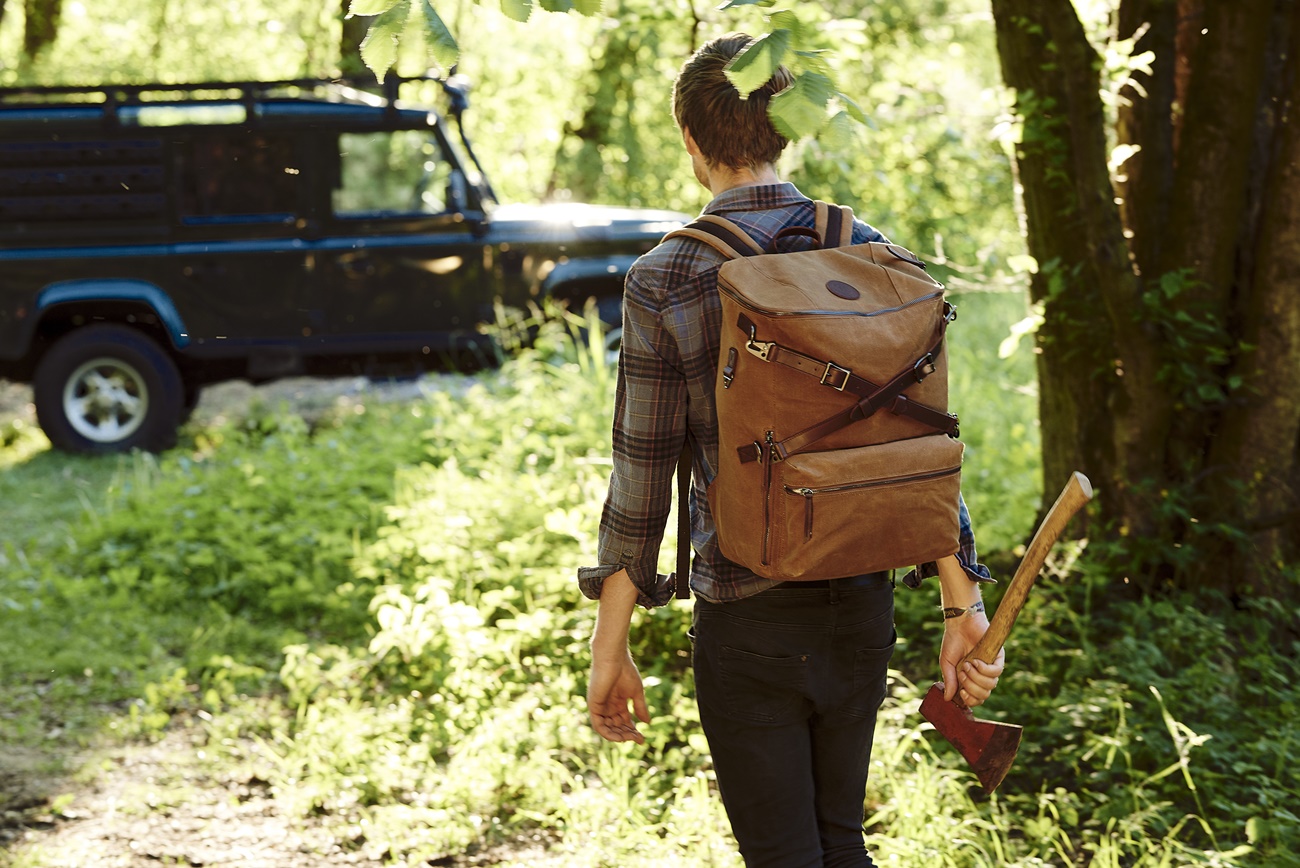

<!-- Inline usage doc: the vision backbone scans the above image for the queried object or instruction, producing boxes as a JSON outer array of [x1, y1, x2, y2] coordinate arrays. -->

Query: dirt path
[[0, 375, 443, 431], [3, 727, 389, 868]]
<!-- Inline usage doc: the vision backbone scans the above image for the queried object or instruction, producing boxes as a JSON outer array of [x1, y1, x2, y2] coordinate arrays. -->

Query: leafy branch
[[346, 0, 868, 141]]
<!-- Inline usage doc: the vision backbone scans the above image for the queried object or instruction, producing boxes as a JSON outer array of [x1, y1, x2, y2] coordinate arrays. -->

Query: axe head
[[919, 682, 1022, 792]]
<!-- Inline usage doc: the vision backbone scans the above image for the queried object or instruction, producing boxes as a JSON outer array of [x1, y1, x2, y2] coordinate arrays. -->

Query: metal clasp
[[746, 326, 775, 361], [820, 361, 851, 391], [913, 353, 936, 382]]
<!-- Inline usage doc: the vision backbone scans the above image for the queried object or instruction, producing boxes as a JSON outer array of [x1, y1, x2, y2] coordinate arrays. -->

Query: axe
[[919, 471, 1093, 792]]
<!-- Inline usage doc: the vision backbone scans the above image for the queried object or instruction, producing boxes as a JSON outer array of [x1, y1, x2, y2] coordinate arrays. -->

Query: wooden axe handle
[[964, 471, 1093, 666]]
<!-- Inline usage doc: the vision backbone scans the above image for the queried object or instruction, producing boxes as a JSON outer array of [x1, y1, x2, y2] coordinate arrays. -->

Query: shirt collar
[[702, 182, 809, 215]]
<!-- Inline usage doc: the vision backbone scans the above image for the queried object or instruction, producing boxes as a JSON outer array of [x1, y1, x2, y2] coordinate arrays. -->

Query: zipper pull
[[798, 487, 814, 539]]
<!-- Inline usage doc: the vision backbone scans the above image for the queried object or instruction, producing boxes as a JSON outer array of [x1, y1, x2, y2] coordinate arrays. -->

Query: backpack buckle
[[820, 362, 851, 391], [913, 353, 936, 382], [746, 327, 775, 361]]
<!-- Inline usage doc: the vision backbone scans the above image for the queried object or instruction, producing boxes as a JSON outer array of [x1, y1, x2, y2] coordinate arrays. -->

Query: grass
[[1, 301, 1294, 867]]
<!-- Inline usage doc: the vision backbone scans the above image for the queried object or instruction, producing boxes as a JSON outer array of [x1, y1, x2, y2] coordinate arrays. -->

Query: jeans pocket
[[845, 629, 897, 718], [719, 645, 809, 725]]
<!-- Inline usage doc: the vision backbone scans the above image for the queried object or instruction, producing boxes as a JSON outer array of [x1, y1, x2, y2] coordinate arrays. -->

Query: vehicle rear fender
[[33, 279, 191, 351]]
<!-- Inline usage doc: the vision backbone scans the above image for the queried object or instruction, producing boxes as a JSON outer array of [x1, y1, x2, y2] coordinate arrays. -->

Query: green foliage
[[6, 300, 1290, 866], [62, 404, 438, 633], [1, 0, 1023, 281], [1141, 269, 1244, 414], [945, 290, 1041, 553], [0, 0, 338, 84]]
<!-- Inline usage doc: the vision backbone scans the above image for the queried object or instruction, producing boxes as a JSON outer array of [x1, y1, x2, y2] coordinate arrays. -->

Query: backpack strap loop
[[663, 214, 764, 260], [769, 225, 823, 252], [814, 201, 855, 248]]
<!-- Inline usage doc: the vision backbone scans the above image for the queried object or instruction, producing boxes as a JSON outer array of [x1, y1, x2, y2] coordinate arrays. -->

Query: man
[[578, 33, 1006, 867]]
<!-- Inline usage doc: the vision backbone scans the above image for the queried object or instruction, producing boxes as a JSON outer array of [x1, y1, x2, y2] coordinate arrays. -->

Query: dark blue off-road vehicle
[[0, 77, 684, 452]]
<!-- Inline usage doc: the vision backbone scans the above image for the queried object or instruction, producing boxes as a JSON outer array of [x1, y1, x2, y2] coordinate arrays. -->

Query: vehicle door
[[171, 130, 312, 345], [311, 128, 488, 356]]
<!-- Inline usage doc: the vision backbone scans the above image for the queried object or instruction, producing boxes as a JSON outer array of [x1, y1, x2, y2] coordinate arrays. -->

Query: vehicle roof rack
[[0, 76, 446, 126]]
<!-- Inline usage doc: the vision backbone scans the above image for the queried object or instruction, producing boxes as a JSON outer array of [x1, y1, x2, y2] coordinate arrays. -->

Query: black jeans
[[691, 574, 895, 868]]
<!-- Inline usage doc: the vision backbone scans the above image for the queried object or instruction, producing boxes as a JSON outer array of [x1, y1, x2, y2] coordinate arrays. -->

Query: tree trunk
[[991, 0, 1300, 596], [989, 0, 1140, 535], [340, 0, 369, 80], [1204, 6, 1300, 595], [22, 0, 61, 58]]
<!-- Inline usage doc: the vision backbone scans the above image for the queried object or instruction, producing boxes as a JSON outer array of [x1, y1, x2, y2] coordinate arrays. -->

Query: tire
[[180, 381, 203, 426], [33, 324, 183, 454]]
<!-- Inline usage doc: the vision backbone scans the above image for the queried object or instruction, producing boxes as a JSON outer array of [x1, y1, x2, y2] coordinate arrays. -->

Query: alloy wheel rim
[[63, 356, 150, 443]]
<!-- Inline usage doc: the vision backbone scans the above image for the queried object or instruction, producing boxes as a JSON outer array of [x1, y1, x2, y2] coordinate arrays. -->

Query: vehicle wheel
[[33, 325, 183, 454], [180, 381, 203, 425]]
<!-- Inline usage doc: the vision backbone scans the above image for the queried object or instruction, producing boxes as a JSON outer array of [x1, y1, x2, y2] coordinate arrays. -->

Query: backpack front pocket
[[771, 434, 964, 579]]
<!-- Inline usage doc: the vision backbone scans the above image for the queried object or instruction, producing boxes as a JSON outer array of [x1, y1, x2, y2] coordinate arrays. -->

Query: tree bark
[[340, 0, 370, 80], [1205, 6, 1300, 595], [1116, 0, 1177, 283], [990, 0, 1145, 531], [992, 0, 1300, 596], [22, 0, 61, 58]]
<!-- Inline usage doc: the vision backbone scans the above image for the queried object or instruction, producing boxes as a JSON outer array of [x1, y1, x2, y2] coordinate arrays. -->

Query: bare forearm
[[936, 554, 982, 610], [592, 569, 639, 656]]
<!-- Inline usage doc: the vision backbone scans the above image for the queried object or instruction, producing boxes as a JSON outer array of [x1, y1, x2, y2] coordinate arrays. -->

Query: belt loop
[[829, 579, 841, 605]]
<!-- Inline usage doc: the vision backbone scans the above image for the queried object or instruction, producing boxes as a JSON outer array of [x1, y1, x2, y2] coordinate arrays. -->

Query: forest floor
[[0, 376, 542, 868]]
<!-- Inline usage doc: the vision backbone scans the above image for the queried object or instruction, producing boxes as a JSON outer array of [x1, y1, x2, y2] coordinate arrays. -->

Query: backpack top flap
[[718, 242, 943, 318]]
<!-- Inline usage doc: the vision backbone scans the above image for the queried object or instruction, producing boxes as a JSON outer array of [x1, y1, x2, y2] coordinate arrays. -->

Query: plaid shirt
[[578, 183, 992, 608]]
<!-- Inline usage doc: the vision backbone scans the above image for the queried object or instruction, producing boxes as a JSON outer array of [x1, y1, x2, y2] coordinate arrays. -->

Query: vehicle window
[[179, 134, 299, 222], [333, 130, 452, 218]]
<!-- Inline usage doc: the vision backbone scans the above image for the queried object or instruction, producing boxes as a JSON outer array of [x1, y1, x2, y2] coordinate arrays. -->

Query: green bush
[[6, 303, 1289, 866]]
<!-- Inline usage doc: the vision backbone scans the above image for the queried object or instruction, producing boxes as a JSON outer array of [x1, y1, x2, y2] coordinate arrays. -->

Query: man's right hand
[[587, 570, 649, 744], [588, 647, 649, 744]]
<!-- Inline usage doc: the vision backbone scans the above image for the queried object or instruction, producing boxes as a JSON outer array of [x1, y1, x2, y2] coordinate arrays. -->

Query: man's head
[[672, 33, 793, 172]]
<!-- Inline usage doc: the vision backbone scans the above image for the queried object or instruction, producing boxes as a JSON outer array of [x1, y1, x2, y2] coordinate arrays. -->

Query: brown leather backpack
[[669, 202, 963, 595]]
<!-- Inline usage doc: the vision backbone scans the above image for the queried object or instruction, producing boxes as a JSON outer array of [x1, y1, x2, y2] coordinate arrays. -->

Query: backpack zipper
[[786, 464, 962, 541], [721, 286, 944, 319], [762, 431, 775, 565]]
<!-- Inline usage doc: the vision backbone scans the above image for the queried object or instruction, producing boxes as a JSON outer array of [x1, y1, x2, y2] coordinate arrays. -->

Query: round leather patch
[[827, 279, 860, 300]]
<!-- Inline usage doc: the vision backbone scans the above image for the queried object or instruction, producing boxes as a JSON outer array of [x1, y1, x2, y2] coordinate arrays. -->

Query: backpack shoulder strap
[[663, 214, 765, 260], [814, 201, 856, 248]]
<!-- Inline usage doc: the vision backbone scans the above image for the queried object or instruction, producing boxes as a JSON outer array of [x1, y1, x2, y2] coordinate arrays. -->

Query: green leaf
[[791, 48, 834, 78], [540, 0, 574, 10], [718, 0, 777, 7], [416, 0, 459, 67], [839, 91, 870, 126], [767, 71, 832, 140], [725, 30, 792, 97], [820, 110, 856, 152], [360, 0, 411, 81], [572, 0, 602, 13], [501, 0, 533, 22], [348, 0, 401, 15], [769, 10, 809, 44]]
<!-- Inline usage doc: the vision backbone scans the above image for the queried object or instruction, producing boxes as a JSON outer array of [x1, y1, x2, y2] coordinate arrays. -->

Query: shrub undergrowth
[[2, 301, 1294, 866]]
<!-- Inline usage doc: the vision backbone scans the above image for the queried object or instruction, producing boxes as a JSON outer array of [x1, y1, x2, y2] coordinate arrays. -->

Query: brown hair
[[672, 33, 793, 171]]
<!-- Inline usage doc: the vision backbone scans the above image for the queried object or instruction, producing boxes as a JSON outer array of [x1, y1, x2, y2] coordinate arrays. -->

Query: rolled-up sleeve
[[578, 265, 685, 609]]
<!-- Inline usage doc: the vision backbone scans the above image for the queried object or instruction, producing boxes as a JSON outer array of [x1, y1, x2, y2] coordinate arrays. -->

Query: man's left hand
[[939, 612, 1005, 707]]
